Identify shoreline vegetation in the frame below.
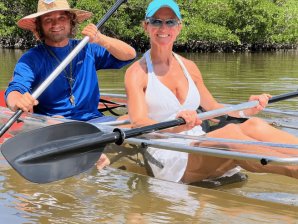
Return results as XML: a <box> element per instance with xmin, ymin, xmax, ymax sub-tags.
<box><xmin>0</xmin><ymin>0</ymin><xmax>297</xmax><ymax>53</ymax></box>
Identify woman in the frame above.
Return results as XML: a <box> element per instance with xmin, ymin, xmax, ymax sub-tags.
<box><xmin>124</xmin><ymin>0</ymin><xmax>298</xmax><ymax>183</ymax></box>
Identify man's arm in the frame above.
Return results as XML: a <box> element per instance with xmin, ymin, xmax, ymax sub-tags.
<box><xmin>82</xmin><ymin>24</ymin><xmax>136</xmax><ymax>61</ymax></box>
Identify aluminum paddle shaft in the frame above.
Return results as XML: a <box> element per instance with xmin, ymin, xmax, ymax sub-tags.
<box><xmin>0</xmin><ymin>0</ymin><xmax>127</xmax><ymax>138</ymax></box>
<box><xmin>117</xmin><ymin>100</ymin><xmax>259</xmax><ymax>143</ymax></box>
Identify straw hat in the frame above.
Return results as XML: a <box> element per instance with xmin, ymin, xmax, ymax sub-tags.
<box><xmin>17</xmin><ymin>0</ymin><xmax>92</xmax><ymax>37</ymax></box>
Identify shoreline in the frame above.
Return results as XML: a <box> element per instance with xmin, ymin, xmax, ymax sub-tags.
<box><xmin>0</xmin><ymin>37</ymin><xmax>297</xmax><ymax>53</ymax></box>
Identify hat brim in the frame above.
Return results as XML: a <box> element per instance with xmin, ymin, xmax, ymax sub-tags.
<box><xmin>17</xmin><ymin>8</ymin><xmax>92</xmax><ymax>33</ymax></box>
<box><xmin>146</xmin><ymin>5</ymin><xmax>181</xmax><ymax>19</ymax></box>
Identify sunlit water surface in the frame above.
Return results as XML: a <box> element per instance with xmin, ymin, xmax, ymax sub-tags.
<box><xmin>0</xmin><ymin>48</ymin><xmax>298</xmax><ymax>223</ymax></box>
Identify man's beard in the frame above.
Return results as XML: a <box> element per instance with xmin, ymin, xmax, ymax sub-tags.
<box><xmin>45</xmin><ymin>32</ymin><xmax>71</xmax><ymax>43</ymax></box>
<box><xmin>43</xmin><ymin>25</ymin><xmax>72</xmax><ymax>43</ymax></box>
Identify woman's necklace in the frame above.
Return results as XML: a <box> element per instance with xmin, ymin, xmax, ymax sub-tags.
<box><xmin>44</xmin><ymin>42</ymin><xmax>76</xmax><ymax>106</ymax></box>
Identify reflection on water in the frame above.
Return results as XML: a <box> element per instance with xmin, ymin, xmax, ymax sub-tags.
<box><xmin>186</xmin><ymin>51</ymin><xmax>298</xmax><ymax>107</ymax></box>
<box><xmin>222</xmin><ymin>171</ymin><xmax>298</xmax><ymax>207</ymax></box>
<box><xmin>0</xmin><ymin>49</ymin><xmax>25</xmax><ymax>90</ymax></box>
<box><xmin>0</xmin><ymin>49</ymin><xmax>298</xmax><ymax>222</ymax></box>
<box><xmin>1</xmin><ymin>164</ymin><xmax>298</xmax><ymax>223</ymax></box>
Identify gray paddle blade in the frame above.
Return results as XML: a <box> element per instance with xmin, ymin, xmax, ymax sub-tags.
<box><xmin>1</xmin><ymin>121</ymin><xmax>105</xmax><ymax>183</ymax></box>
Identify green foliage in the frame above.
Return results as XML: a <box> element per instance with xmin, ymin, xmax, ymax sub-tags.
<box><xmin>178</xmin><ymin>0</ymin><xmax>240</xmax><ymax>44</ymax></box>
<box><xmin>227</xmin><ymin>0</ymin><xmax>278</xmax><ymax>43</ymax></box>
<box><xmin>0</xmin><ymin>0</ymin><xmax>37</xmax><ymax>47</ymax></box>
<box><xmin>0</xmin><ymin>0</ymin><xmax>297</xmax><ymax>50</ymax></box>
<box><xmin>271</xmin><ymin>0</ymin><xmax>298</xmax><ymax>43</ymax></box>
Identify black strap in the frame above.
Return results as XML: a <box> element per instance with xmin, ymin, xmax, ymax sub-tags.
<box><xmin>99</xmin><ymin>98</ymin><xmax>126</xmax><ymax>116</ymax></box>
<box><xmin>197</xmin><ymin>106</ymin><xmax>248</xmax><ymax>132</ymax></box>
<box><xmin>139</xmin><ymin>143</ymin><xmax>164</xmax><ymax>177</ymax></box>
<box><xmin>208</xmin><ymin>116</ymin><xmax>248</xmax><ymax>132</ymax></box>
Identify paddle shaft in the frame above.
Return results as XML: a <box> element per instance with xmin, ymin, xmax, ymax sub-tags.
<box><xmin>0</xmin><ymin>0</ymin><xmax>127</xmax><ymax>138</ymax></box>
<box><xmin>268</xmin><ymin>90</ymin><xmax>298</xmax><ymax>103</ymax></box>
<box><xmin>119</xmin><ymin>101</ymin><xmax>259</xmax><ymax>140</ymax></box>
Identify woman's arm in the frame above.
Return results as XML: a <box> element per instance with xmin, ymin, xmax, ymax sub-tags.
<box><xmin>125</xmin><ymin>59</ymin><xmax>155</xmax><ymax>128</ymax></box>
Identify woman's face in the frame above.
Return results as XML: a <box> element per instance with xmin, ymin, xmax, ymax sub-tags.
<box><xmin>145</xmin><ymin>7</ymin><xmax>182</xmax><ymax>47</ymax></box>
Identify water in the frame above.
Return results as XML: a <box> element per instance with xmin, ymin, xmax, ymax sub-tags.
<box><xmin>0</xmin><ymin>49</ymin><xmax>298</xmax><ymax>223</ymax></box>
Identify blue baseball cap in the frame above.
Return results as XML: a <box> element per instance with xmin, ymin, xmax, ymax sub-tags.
<box><xmin>145</xmin><ymin>0</ymin><xmax>182</xmax><ymax>20</ymax></box>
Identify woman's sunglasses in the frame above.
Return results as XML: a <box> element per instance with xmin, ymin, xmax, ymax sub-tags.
<box><xmin>146</xmin><ymin>18</ymin><xmax>181</xmax><ymax>28</ymax></box>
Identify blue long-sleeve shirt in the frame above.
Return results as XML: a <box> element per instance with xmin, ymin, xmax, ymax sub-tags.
<box><xmin>5</xmin><ymin>39</ymin><xmax>134</xmax><ymax>121</ymax></box>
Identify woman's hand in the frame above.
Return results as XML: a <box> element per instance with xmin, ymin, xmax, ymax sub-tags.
<box><xmin>175</xmin><ymin>110</ymin><xmax>202</xmax><ymax>132</ymax></box>
<box><xmin>244</xmin><ymin>93</ymin><xmax>272</xmax><ymax>116</ymax></box>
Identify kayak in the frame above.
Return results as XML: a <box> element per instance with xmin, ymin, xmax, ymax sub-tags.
<box><xmin>0</xmin><ymin>93</ymin><xmax>298</xmax><ymax>206</ymax></box>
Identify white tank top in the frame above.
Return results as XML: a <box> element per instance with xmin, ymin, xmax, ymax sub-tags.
<box><xmin>144</xmin><ymin>50</ymin><xmax>205</xmax><ymax>182</ymax></box>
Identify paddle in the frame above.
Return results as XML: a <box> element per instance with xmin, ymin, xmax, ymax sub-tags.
<box><xmin>0</xmin><ymin>0</ymin><xmax>127</xmax><ymax>138</ymax></box>
<box><xmin>1</xmin><ymin>100</ymin><xmax>259</xmax><ymax>183</ymax></box>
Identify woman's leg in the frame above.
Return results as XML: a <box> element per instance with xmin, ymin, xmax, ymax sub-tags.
<box><xmin>182</xmin><ymin>123</ymin><xmax>298</xmax><ymax>183</ymax></box>
<box><xmin>206</xmin><ymin>123</ymin><xmax>294</xmax><ymax>157</ymax></box>
<box><xmin>239</xmin><ymin>117</ymin><xmax>298</xmax><ymax>144</ymax></box>
<box><xmin>96</xmin><ymin>154</ymin><xmax>110</xmax><ymax>170</ymax></box>
<box><xmin>234</xmin><ymin>160</ymin><xmax>298</xmax><ymax>179</ymax></box>
<box><xmin>182</xmin><ymin>124</ymin><xmax>252</xmax><ymax>183</ymax></box>
<box><xmin>181</xmin><ymin>153</ymin><xmax>236</xmax><ymax>184</ymax></box>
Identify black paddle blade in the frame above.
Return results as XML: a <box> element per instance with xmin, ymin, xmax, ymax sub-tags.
<box><xmin>1</xmin><ymin>122</ymin><xmax>104</xmax><ymax>184</ymax></box>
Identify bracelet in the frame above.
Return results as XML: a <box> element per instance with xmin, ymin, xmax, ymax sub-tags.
<box><xmin>239</xmin><ymin>110</ymin><xmax>248</xmax><ymax>118</ymax></box>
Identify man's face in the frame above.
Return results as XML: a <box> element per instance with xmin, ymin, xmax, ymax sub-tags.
<box><xmin>40</xmin><ymin>11</ymin><xmax>71</xmax><ymax>43</ymax></box>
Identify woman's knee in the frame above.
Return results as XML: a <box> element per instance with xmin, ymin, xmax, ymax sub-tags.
<box><xmin>242</xmin><ymin>117</ymin><xmax>265</xmax><ymax>127</ymax></box>
<box><xmin>207</xmin><ymin>123</ymin><xmax>242</xmax><ymax>138</ymax></box>
<box><xmin>240</xmin><ymin>117</ymin><xmax>268</xmax><ymax>133</ymax></box>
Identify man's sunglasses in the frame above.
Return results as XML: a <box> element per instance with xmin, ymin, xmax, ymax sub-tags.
<box><xmin>146</xmin><ymin>18</ymin><xmax>181</xmax><ymax>28</ymax></box>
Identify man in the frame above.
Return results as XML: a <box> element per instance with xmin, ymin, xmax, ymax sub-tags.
<box><xmin>5</xmin><ymin>0</ymin><xmax>136</xmax><ymax>122</ymax></box>
<box><xmin>5</xmin><ymin>0</ymin><xmax>136</xmax><ymax>169</ymax></box>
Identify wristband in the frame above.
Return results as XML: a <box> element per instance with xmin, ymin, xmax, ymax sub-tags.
<box><xmin>239</xmin><ymin>110</ymin><xmax>248</xmax><ymax>118</ymax></box>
